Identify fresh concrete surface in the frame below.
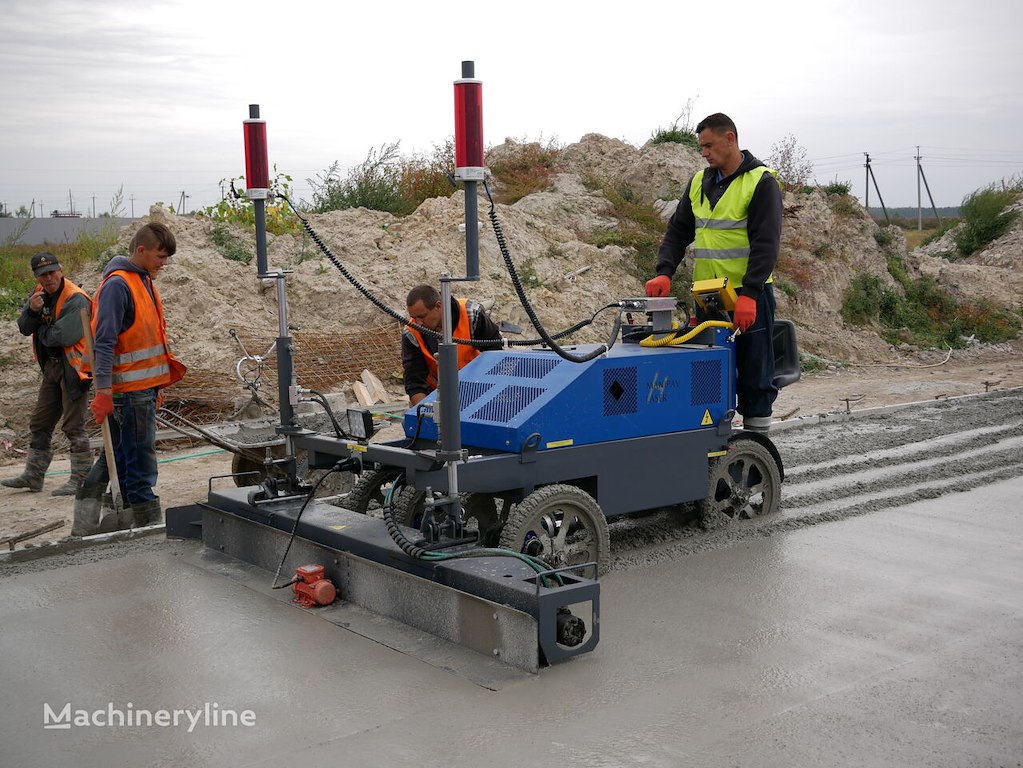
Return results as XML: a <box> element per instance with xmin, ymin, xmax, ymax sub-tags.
<box><xmin>2</xmin><ymin>475</ymin><xmax>1022</xmax><ymax>767</ymax></box>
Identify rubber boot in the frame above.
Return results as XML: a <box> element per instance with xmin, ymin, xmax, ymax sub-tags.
<box><xmin>50</xmin><ymin>450</ymin><xmax>93</xmax><ymax>497</ymax></box>
<box><xmin>131</xmin><ymin>497</ymin><xmax>163</xmax><ymax>528</ymax></box>
<box><xmin>0</xmin><ymin>447</ymin><xmax>53</xmax><ymax>492</ymax></box>
<box><xmin>71</xmin><ymin>487</ymin><xmax>104</xmax><ymax>537</ymax></box>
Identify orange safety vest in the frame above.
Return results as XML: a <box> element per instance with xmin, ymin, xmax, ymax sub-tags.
<box><xmin>405</xmin><ymin>298</ymin><xmax>481</xmax><ymax>390</ymax></box>
<box><xmin>34</xmin><ymin>279</ymin><xmax>91</xmax><ymax>382</ymax></box>
<box><xmin>93</xmin><ymin>269</ymin><xmax>186</xmax><ymax>393</ymax></box>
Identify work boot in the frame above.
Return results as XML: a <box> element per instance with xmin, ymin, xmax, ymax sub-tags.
<box><xmin>50</xmin><ymin>450</ymin><xmax>93</xmax><ymax>497</ymax></box>
<box><xmin>742</xmin><ymin>415</ymin><xmax>773</xmax><ymax>433</ymax></box>
<box><xmin>131</xmin><ymin>497</ymin><xmax>163</xmax><ymax>528</ymax></box>
<box><xmin>70</xmin><ymin>487</ymin><xmax>104</xmax><ymax>537</ymax></box>
<box><xmin>0</xmin><ymin>447</ymin><xmax>54</xmax><ymax>492</ymax></box>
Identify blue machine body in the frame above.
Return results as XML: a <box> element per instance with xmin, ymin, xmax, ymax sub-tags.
<box><xmin>404</xmin><ymin>330</ymin><xmax>736</xmax><ymax>452</ymax></box>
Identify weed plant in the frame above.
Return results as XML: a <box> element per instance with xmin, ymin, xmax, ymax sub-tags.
<box><xmin>486</xmin><ymin>139</ymin><xmax>564</xmax><ymax>204</ymax></box>
<box><xmin>842</xmin><ymin>272</ymin><xmax>1019</xmax><ymax>347</ymax></box>
<box><xmin>954</xmin><ymin>182</ymin><xmax>1021</xmax><ymax>256</ymax></box>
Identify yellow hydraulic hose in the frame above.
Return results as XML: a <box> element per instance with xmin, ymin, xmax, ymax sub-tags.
<box><xmin>639</xmin><ymin>320</ymin><xmax>736</xmax><ymax>347</ymax></box>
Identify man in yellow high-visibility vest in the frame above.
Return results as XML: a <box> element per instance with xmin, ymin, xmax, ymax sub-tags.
<box><xmin>646</xmin><ymin>113</ymin><xmax>782</xmax><ymax>432</ymax></box>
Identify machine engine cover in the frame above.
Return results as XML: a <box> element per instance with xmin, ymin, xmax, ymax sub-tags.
<box><xmin>404</xmin><ymin>340</ymin><xmax>733</xmax><ymax>452</ymax></box>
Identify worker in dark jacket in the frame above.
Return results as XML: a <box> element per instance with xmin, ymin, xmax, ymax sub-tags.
<box><xmin>402</xmin><ymin>284</ymin><xmax>501</xmax><ymax>406</ymax></box>
<box><xmin>1</xmin><ymin>253</ymin><xmax>92</xmax><ymax>495</ymax></box>
<box><xmin>647</xmin><ymin>113</ymin><xmax>783</xmax><ymax>431</ymax></box>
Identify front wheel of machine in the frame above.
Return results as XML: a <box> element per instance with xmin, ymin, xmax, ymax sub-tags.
<box><xmin>697</xmin><ymin>435</ymin><xmax>781</xmax><ymax>531</ymax></box>
<box><xmin>498</xmin><ymin>484</ymin><xmax>610</xmax><ymax>576</ymax></box>
<box><xmin>346</xmin><ymin>468</ymin><xmax>404</xmax><ymax>516</ymax></box>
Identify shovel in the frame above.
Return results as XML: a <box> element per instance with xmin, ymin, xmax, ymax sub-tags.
<box><xmin>80</xmin><ymin>308</ymin><xmax>124</xmax><ymax>527</ymax></box>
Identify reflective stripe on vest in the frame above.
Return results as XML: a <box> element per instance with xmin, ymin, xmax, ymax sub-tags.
<box><xmin>93</xmin><ymin>269</ymin><xmax>183</xmax><ymax>393</ymax></box>
<box><xmin>690</xmin><ymin>165</ymin><xmax>778</xmax><ymax>287</ymax></box>
<box><xmin>41</xmin><ymin>279</ymin><xmax>92</xmax><ymax>382</ymax></box>
<box><xmin>405</xmin><ymin>299</ymin><xmax>481</xmax><ymax>389</ymax></box>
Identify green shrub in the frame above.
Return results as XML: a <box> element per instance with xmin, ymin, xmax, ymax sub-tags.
<box><xmin>309</xmin><ymin>142</ymin><xmax>455</xmax><ymax>215</ymax></box>
<box><xmin>650</xmin><ymin>99</ymin><xmax>700</xmax><ymax>151</ymax></box>
<box><xmin>209</xmin><ymin>222</ymin><xmax>253</xmax><ymax>265</ymax></box>
<box><xmin>487</xmin><ymin>138</ymin><xmax>564</xmax><ymax>204</ymax></box>
<box><xmin>954</xmin><ymin>183</ymin><xmax>1020</xmax><ymax>256</ymax></box>
<box><xmin>822</xmin><ymin>180</ymin><xmax>852</xmax><ymax>196</ymax></box>
<box><xmin>842</xmin><ymin>272</ymin><xmax>1020</xmax><ymax>347</ymax></box>
<box><xmin>196</xmin><ymin>169</ymin><xmax>300</xmax><ymax>235</ymax></box>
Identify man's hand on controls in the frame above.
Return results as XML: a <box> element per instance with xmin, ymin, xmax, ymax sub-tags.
<box><xmin>645</xmin><ymin>275</ymin><xmax>671</xmax><ymax>297</ymax></box>
<box><xmin>733</xmin><ymin>294</ymin><xmax>757</xmax><ymax>331</ymax></box>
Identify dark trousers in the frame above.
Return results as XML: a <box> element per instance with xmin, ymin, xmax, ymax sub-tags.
<box><xmin>696</xmin><ymin>284</ymin><xmax>778</xmax><ymax>419</ymax></box>
<box><xmin>29</xmin><ymin>357</ymin><xmax>89</xmax><ymax>453</ymax></box>
<box><xmin>734</xmin><ymin>285</ymin><xmax>778</xmax><ymax>418</ymax></box>
<box><xmin>81</xmin><ymin>387</ymin><xmax>159</xmax><ymax>505</ymax></box>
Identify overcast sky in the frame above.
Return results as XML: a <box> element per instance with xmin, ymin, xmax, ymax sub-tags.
<box><xmin>2</xmin><ymin>0</ymin><xmax>1021</xmax><ymax>218</ymax></box>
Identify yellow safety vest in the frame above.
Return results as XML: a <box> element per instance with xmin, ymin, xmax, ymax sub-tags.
<box><xmin>690</xmin><ymin>165</ymin><xmax>778</xmax><ymax>288</ymax></box>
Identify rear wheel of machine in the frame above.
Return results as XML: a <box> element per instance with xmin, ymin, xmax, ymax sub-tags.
<box><xmin>697</xmin><ymin>435</ymin><xmax>781</xmax><ymax>530</ymax></box>
<box><xmin>498</xmin><ymin>484</ymin><xmax>610</xmax><ymax>575</ymax></box>
<box><xmin>346</xmin><ymin>468</ymin><xmax>405</xmax><ymax>516</ymax></box>
<box><xmin>231</xmin><ymin>450</ymin><xmax>287</xmax><ymax>487</ymax></box>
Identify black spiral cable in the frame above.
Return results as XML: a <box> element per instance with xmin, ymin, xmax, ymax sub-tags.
<box><xmin>483</xmin><ymin>182</ymin><xmax>623</xmax><ymax>364</ymax></box>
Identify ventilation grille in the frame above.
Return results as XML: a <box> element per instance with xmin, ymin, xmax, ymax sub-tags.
<box><xmin>471</xmin><ymin>385</ymin><xmax>545</xmax><ymax>423</ymax></box>
<box><xmin>459</xmin><ymin>381</ymin><xmax>494</xmax><ymax>409</ymax></box>
<box><xmin>486</xmin><ymin>356</ymin><xmax>560</xmax><ymax>379</ymax></box>
<box><xmin>603</xmin><ymin>367</ymin><xmax>638</xmax><ymax>416</ymax></box>
<box><xmin>691</xmin><ymin>359</ymin><xmax>722</xmax><ymax>405</ymax></box>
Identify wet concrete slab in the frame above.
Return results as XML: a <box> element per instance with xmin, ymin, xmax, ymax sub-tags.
<box><xmin>2</xmin><ymin>477</ymin><xmax>1022</xmax><ymax>767</ymax></box>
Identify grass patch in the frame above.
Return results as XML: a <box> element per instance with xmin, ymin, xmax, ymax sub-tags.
<box><xmin>209</xmin><ymin>222</ymin><xmax>253</xmax><ymax>265</ymax></box>
<box><xmin>487</xmin><ymin>139</ymin><xmax>564</xmax><ymax>204</ymax></box>
<box><xmin>953</xmin><ymin>182</ymin><xmax>1020</xmax><ymax>256</ymax></box>
<box><xmin>0</xmin><ymin>222</ymin><xmax>121</xmax><ymax>320</ymax></box>
<box><xmin>842</xmin><ymin>273</ymin><xmax>1020</xmax><ymax>347</ymax></box>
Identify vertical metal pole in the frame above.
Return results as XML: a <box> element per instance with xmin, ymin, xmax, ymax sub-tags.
<box><xmin>438</xmin><ymin>276</ymin><xmax>461</xmax><ymax>509</ymax></box>
<box><xmin>864</xmin><ymin>153</ymin><xmax>870</xmax><ymax>211</ymax></box>
<box><xmin>250</xmin><ymin>104</ymin><xmax>270</xmax><ymax>279</ymax></box>
<box><xmin>917</xmin><ymin>146</ymin><xmax>923</xmax><ymax>231</ymax></box>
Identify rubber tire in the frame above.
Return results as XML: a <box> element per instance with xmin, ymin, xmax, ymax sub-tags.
<box><xmin>697</xmin><ymin>435</ymin><xmax>781</xmax><ymax>530</ymax></box>
<box><xmin>231</xmin><ymin>453</ymin><xmax>265</xmax><ymax>487</ymax></box>
<box><xmin>346</xmin><ymin>468</ymin><xmax>404</xmax><ymax>516</ymax></box>
<box><xmin>498</xmin><ymin>484</ymin><xmax>610</xmax><ymax>575</ymax></box>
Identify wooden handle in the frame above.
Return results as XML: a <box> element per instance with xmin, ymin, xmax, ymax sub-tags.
<box><xmin>80</xmin><ymin>308</ymin><xmax>122</xmax><ymax>508</ymax></box>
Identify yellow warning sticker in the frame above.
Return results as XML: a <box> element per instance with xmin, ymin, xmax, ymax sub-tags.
<box><xmin>701</xmin><ymin>409</ymin><xmax>714</xmax><ymax>426</ymax></box>
<box><xmin>546</xmin><ymin>439</ymin><xmax>574</xmax><ymax>448</ymax></box>
<box><xmin>329</xmin><ymin>525</ymin><xmax>348</xmax><ymax>531</ymax></box>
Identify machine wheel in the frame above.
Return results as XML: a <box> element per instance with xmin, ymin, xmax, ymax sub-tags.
<box><xmin>346</xmin><ymin>468</ymin><xmax>405</xmax><ymax>516</ymax></box>
<box><xmin>498</xmin><ymin>484</ymin><xmax>610</xmax><ymax>575</ymax></box>
<box><xmin>231</xmin><ymin>451</ymin><xmax>287</xmax><ymax>487</ymax></box>
<box><xmin>697</xmin><ymin>435</ymin><xmax>781</xmax><ymax>530</ymax></box>
<box><xmin>390</xmin><ymin>489</ymin><xmax>498</xmax><ymax>539</ymax></box>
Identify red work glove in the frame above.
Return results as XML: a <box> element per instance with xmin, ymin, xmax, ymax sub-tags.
<box><xmin>91</xmin><ymin>392</ymin><xmax>115</xmax><ymax>425</ymax></box>
<box><xmin>733</xmin><ymin>294</ymin><xmax>757</xmax><ymax>331</ymax></box>
<box><xmin>645</xmin><ymin>275</ymin><xmax>672</xmax><ymax>297</ymax></box>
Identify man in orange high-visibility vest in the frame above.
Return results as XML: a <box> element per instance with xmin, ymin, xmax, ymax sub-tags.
<box><xmin>1</xmin><ymin>252</ymin><xmax>92</xmax><ymax>495</ymax></box>
<box><xmin>402</xmin><ymin>284</ymin><xmax>501</xmax><ymax>407</ymax></box>
<box><xmin>72</xmin><ymin>222</ymin><xmax>186</xmax><ymax>536</ymax></box>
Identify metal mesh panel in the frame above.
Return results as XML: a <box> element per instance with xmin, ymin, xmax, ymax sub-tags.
<box><xmin>470</xmin><ymin>385</ymin><xmax>545</xmax><ymax>423</ymax></box>
<box><xmin>459</xmin><ymin>381</ymin><xmax>494</xmax><ymax>409</ymax></box>
<box><xmin>486</xmin><ymin>356</ymin><xmax>560</xmax><ymax>379</ymax></box>
<box><xmin>691</xmin><ymin>359</ymin><xmax>723</xmax><ymax>405</ymax></box>
<box><xmin>603</xmin><ymin>367</ymin><xmax>638</xmax><ymax>416</ymax></box>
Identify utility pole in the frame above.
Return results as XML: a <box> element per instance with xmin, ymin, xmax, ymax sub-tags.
<box><xmin>916</xmin><ymin>147</ymin><xmax>942</xmax><ymax>229</ymax></box>
<box><xmin>864</xmin><ymin>152</ymin><xmax>870</xmax><ymax>211</ymax></box>
<box><xmin>129</xmin><ymin>195</ymin><xmax>135</xmax><ymax>218</ymax></box>
<box><xmin>864</xmin><ymin>153</ymin><xmax>890</xmax><ymax>226</ymax></box>
<box><xmin>91</xmin><ymin>195</ymin><xmax>96</xmax><ymax>218</ymax></box>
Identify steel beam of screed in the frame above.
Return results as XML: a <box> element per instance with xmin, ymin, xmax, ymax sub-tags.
<box><xmin>199</xmin><ymin>487</ymin><xmax>599</xmax><ymax>673</ymax></box>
